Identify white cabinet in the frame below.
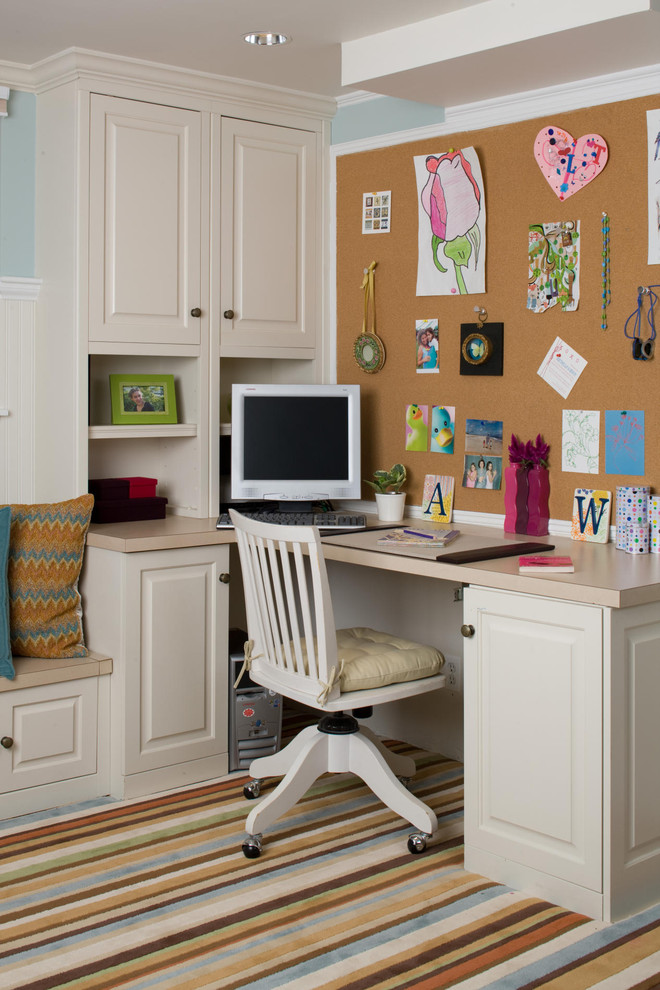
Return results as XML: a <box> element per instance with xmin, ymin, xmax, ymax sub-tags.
<box><xmin>463</xmin><ymin>586</ymin><xmax>603</xmax><ymax>916</ymax></box>
<box><xmin>88</xmin><ymin>95</ymin><xmax>206</xmax><ymax>350</ymax></box>
<box><xmin>81</xmin><ymin>543</ymin><xmax>230</xmax><ymax>799</ymax></box>
<box><xmin>608</xmin><ymin>602</ymin><xmax>660</xmax><ymax>921</ymax></box>
<box><xmin>34</xmin><ymin>55</ymin><xmax>329</xmax><ymax>507</ymax></box>
<box><xmin>218</xmin><ymin>117</ymin><xmax>318</xmax><ymax>358</ymax></box>
<box><xmin>0</xmin><ymin>679</ymin><xmax>98</xmax><ymax>792</ymax></box>
<box><xmin>0</xmin><ymin>654</ymin><xmax>112</xmax><ymax>819</ymax></box>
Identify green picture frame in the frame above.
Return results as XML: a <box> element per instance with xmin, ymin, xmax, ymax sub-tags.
<box><xmin>109</xmin><ymin>374</ymin><xmax>178</xmax><ymax>425</ymax></box>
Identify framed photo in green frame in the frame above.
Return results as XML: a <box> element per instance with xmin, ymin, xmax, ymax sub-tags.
<box><xmin>109</xmin><ymin>374</ymin><xmax>178</xmax><ymax>425</ymax></box>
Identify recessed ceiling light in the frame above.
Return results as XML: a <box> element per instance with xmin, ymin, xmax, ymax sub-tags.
<box><xmin>243</xmin><ymin>31</ymin><xmax>290</xmax><ymax>47</ymax></box>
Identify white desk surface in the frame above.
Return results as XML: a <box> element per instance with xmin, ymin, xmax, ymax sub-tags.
<box><xmin>86</xmin><ymin>515</ymin><xmax>660</xmax><ymax>610</ymax></box>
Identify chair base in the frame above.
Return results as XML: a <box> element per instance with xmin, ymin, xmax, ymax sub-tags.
<box><xmin>317</xmin><ymin>711</ymin><xmax>359</xmax><ymax>734</ymax></box>
<box><xmin>244</xmin><ymin>721</ymin><xmax>437</xmax><ymax>848</ymax></box>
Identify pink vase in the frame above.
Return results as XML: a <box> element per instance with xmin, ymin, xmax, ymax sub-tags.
<box><xmin>527</xmin><ymin>465</ymin><xmax>550</xmax><ymax>536</ymax></box>
<box><xmin>504</xmin><ymin>465</ymin><xmax>529</xmax><ymax>534</ymax></box>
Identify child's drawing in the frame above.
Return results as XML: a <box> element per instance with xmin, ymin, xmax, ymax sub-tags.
<box><xmin>605</xmin><ymin>410</ymin><xmax>645</xmax><ymax>475</ymax></box>
<box><xmin>528</xmin><ymin>221</ymin><xmax>580</xmax><ymax>313</ymax></box>
<box><xmin>562</xmin><ymin>409</ymin><xmax>599</xmax><ymax>474</ymax></box>
<box><xmin>415</xmin><ymin>147</ymin><xmax>486</xmax><ymax>297</ymax></box>
<box><xmin>647</xmin><ymin>110</ymin><xmax>660</xmax><ymax>264</ymax></box>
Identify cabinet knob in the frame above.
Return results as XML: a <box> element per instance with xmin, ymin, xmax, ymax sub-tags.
<box><xmin>223</xmin><ymin>309</ymin><xmax>234</xmax><ymax>320</ymax></box>
<box><xmin>190</xmin><ymin>307</ymin><xmax>202</xmax><ymax>318</ymax></box>
<box><xmin>460</xmin><ymin>624</ymin><xmax>475</xmax><ymax>638</ymax></box>
<box><xmin>1</xmin><ymin>736</ymin><xmax>14</xmax><ymax>749</ymax></box>
<box><xmin>219</xmin><ymin>572</ymin><xmax>231</xmax><ymax>584</ymax></box>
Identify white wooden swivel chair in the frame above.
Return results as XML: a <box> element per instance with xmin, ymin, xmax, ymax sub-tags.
<box><xmin>230</xmin><ymin>509</ymin><xmax>446</xmax><ymax>858</ymax></box>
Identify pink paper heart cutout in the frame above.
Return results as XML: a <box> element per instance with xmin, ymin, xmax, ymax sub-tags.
<box><xmin>534</xmin><ymin>125</ymin><xmax>608</xmax><ymax>200</ymax></box>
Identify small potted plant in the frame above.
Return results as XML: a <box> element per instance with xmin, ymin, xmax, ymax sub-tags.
<box><xmin>364</xmin><ymin>463</ymin><xmax>408</xmax><ymax>521</ymax></box>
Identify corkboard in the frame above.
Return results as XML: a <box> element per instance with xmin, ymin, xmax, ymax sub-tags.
<box><xmin>336</xmin><ymin>94</ymin><xmax>660</xmax><ymax>521</ymax></box>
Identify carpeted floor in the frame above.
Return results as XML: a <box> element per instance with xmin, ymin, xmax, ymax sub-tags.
<box><xmin>1</xmin><ymin>744</ymin><xmax>660</xmax><ymax>990</ymax></box>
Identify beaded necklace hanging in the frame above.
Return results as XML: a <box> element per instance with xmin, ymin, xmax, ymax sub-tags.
<box><xmin>601</xmin><ymin>212</ymin><xmax>610</xmax><ymax>330</ymax></box>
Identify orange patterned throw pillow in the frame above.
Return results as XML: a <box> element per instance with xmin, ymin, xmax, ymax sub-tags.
<box><xmin>4</xmin><ymin>495</ymin><xmax>94</xmax><ymax>658</ymax></box>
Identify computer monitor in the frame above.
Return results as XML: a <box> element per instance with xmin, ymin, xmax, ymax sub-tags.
<box><xmin>230</xmin><ymin>383</ymin><xmax>361</xmax><ymax>507</ymax></box>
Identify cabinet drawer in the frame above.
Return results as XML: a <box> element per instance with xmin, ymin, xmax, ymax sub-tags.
<box><xmin>0</xmin><ymin>678</ymin><xmax>98</xmax><ymax>793</ymax></box>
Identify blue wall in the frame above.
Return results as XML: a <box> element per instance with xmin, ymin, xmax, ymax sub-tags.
<box><xmin>331</xmin><ymin>96</ymin><xmax>444</xmax><ymax>144</ymax></box>
<box><xmin>0</xmin><ymin>89</ymin><xmax>36</xmax><ymax>277</ymax></box>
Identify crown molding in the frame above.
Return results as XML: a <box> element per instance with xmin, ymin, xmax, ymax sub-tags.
<box><xmin>0</xmin><ymin>47</ymin><xmax>337</xmax><ymax>121</ymax></box>
<box><xmin>444</xmin><ymin>61</ymin><xmax>660</xmax><ymax>131</ymax></box>
<box><xmin>335</xmin><ymin>90</ymin><xmax>384</xmax><ymax>108</ymax></box>
<box><xmin>0</xmin><ymin>62</ymin><xmax>36</xmax><ymax>92</ymax></box>
<box><xmin>0</xmin><ymin>277</ymin><xmax>42</xmax><ymax>301</ymax></box>
<box><xmin>332</xmin><ymin>61</ymin><xmax>660</xmax><ymax>155</ymax></box>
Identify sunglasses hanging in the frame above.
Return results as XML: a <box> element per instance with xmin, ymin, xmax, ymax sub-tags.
<box><xmin>624</xmin><ymin>284</ymin><xmax>658</xmax><ymax>360</ymax></box>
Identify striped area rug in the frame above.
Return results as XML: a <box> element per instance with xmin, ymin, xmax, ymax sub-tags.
<box><xmin>2</xmin><ymin>745</ymin><xmax>660</xmax><ymax>990</ymax></box>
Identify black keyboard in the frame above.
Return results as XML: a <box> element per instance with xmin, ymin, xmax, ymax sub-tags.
<box><xmin>216</xmin><ymin>510</ymin><xmax>367</xmax><ymax>530</ymax></box>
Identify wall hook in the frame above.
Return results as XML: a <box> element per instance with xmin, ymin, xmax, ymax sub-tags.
<box><xmin>473</xmin><ymin>305</ymin><xmax>488</xmax><ymax>329</ymax></box>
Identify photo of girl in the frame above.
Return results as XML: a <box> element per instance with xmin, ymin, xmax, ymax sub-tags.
<box><xmin>415</xmin><ymin>319</ymin><xmax>439</xmax><ymax>373</ymax></box>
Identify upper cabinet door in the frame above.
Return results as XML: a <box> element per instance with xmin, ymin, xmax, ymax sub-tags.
<box><xmin>89</xmin><ymin>95</ymin><xmax>203</xmax><ymax>348</ymax></box>
<box><xmin>220</xmin><ymin>118</ymin><xmax>317</xmax><ymax>356</ymax></box>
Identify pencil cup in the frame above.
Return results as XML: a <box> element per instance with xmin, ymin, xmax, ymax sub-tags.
<box><xmin>627</xmin><ymin>524</ymin><xmax>650</xmax><ymax>554</ymax></box>
<box><xmin>617</xmin><ymin>486</ymin><xmax>650</xmax><ymax>551</ymax></box>
<box><xmin>649</xmin><ymin>496</ymin><xmax>660</xmax><ymax>553</ymax></box>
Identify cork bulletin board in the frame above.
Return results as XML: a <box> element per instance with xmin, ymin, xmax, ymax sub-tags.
<box><xmin>336</xmin><ymin>93</ymin><xmax>660</xmax><ymax>522</ymax></box>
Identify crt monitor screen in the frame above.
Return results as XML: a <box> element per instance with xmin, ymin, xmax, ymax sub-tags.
<box><xmin>230</xmin><ymin>383</ymin><xmax>361</xmax><ymax>503</ymax></box>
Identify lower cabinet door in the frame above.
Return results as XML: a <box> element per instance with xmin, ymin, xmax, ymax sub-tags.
<box><xmin>463</xmin><ymin>586</ymin><xmax>603</xmax><ymax>892</ymax></box>
<box><xmin>123</xmin><ymin>545</ymin><xmax>229</xmax><ymax>775</ymax></box>
<box><xmin>0</xmin><ymin>678</ymin><xmax>98</xmax><ymax>792</ymax></box>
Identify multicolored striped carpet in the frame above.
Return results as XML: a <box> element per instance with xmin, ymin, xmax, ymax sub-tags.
<box><xmin>2</xmin><ymin>743</ymin><xmax>660</xmax><ymax>989</ymax></box>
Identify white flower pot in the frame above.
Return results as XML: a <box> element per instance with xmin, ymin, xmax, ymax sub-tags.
<box><xmin>375</xmin><ymin>492</ymin><xmax>406</xmax><ymax>522</ymax></box>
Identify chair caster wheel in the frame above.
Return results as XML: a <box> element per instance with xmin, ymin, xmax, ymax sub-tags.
<box><xmin>243</xmin><ymin>779</ymin><xmax>262</xmax><ymax>800</ymax></box>
<box><xmin>242</xmin><ymin>834</ymin><xmax>263</xmax><ymax>858</ymax></box>
<box><xmin>407</xmin><ymin>831</ymin><xmax>430</xmax><ymax>854</ymax></box>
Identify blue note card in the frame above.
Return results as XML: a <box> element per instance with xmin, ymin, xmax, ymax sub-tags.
<box><xmin>605</xmin><ymin>410</ymin><xmax>645</xmax><ymax>475</ymax></box>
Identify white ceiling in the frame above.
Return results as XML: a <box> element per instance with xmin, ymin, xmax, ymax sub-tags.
<box><xmin>0</xmin><ymin>0</ymin><xmax>485</xmax><ymax>99</ymax></box>
<box><xmin>0</xmin><ymin>0</ymin><xmax>659</xmax><ymax>106</ymax></box>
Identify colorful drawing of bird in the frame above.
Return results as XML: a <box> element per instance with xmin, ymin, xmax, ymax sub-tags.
<box><xmin>405</xmin><ymin>404</ymin><xmax>427</xmax><ymax>451</ymax></box>
<box><xmin>431</xmin><ymin>406</ymin><xmax>454</xmax><ymax>453</ymax></box>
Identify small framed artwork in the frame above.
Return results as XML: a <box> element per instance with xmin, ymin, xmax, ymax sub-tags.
<box><xmin>110</xmin><ymin>374</ymin><xmax>178</xmax><ymax>425</ymax></box>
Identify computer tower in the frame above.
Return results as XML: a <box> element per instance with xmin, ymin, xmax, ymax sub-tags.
<box><xmin>229</xmin><ymin>649</ymin><xmax>283</xmax><ymax>772</ymax></box>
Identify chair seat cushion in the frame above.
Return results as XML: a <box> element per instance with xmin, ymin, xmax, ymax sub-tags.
<box><xmin>336</xmin><ymin>627</ymin><xmax>444</xmax><ymax>692</ymax></box>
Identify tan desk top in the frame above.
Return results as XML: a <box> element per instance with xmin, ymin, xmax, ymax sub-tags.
<box><xmin>86</xmin><ymin>514</ymin><xmax>660</xmax><ymax>610</ymax></box>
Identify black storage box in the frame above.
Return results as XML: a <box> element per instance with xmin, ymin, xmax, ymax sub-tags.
<box><xmin>91</xmin><ymin>496</ymin><xmax>168</xmax><ymax>524</ymax></box>
<box><xmin>88</xmin><ymin>477</ymin><xmax>131</xmax><ymax>500</ymax></box>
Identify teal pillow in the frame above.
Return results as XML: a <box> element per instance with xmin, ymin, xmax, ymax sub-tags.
<box><xmin>0</xmin><ymin>506</ymin><xmax>13</xmax><ymax>679</ymax></box>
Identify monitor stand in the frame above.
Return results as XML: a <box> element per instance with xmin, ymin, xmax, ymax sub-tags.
<box><xmin>272</xmin><ymin>500</ymin><xmax>315</xmax><ymax>513</ymax></box>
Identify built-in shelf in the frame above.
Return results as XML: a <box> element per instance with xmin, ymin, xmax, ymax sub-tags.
<box><xmin>89</xmin><ymin>424</ymin><xmax>198</xmax><ymax>440</ymax></box>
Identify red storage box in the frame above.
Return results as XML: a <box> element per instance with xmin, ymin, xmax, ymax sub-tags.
<box><xmin>120</xmin><ymin>476</ymin><xmax>158</xmax><ymax>498</ymax></box>
<box><xmin>91</xmin><ymin>496</ymin><xmax>167</xmax><ymax>524</ymax></box>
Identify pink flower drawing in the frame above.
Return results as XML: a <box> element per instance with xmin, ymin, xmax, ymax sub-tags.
<box><xmin>421</xmin><ymin>150</ymin><xmax>482</xmax><ymax>294</ymax></box>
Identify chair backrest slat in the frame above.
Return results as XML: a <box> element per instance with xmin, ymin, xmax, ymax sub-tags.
<box><xmin>291</xmin><ymin>541</ymin><xmax>318</xmax><ymax>679</ymax></box>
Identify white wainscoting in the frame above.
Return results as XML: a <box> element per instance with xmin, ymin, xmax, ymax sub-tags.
<box><xmin>0</xmin><ymin>277</ymin><xmax>41</xmax><ymax>503</ymax></box>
